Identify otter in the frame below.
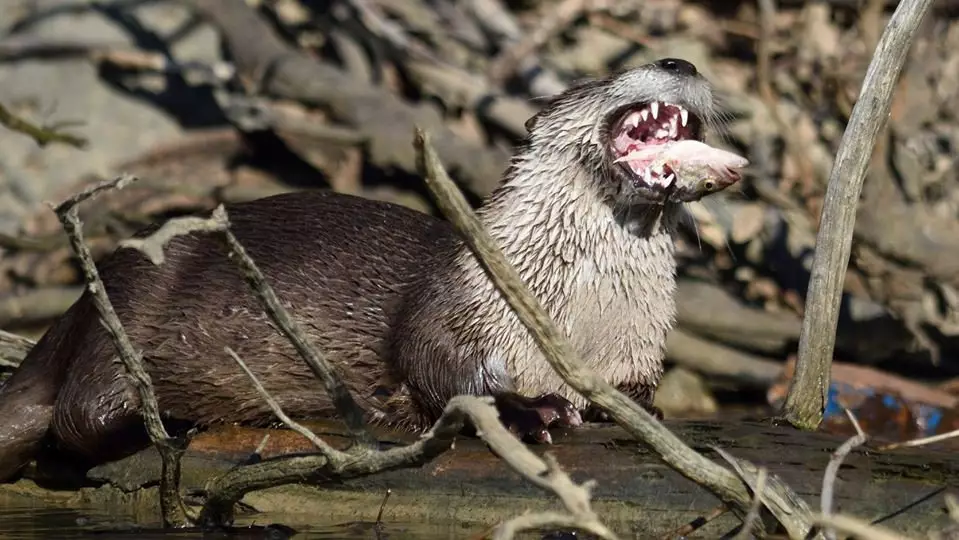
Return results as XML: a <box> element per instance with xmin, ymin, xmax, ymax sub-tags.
<box><xmin>0</xmin><ymin>58</ymin><xmax>746</xmax><ymax>482</ymax></box>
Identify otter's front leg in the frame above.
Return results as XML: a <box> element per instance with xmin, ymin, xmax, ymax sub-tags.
<box><xmin>582</xmin><ymin>383</ymin><xmax>663</xmax><ymax>422</ymax></box>
<box><xmin>493</xmin><ymin>392</ymin><xmax>583</xmax><ymax>444</ymax></box>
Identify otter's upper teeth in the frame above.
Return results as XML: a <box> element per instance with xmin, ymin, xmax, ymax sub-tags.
<box><xmin>640</xmin><ymin>109</ymin><xmax>649</xmax><ymax>121</ymax></box>
<box><xmin>680</xmin><ymin>108</ymin><xmax>689</xmax><ymax>127</ymax></box>
<box><xmin>650</xmin><ymin>101</ymin><xmax>659</xmax><ymax>119</ymax></box>
<box><xmin>625</xmin><ymin>111</ymin><xmax>641</xmax><ymax>129</ymax></box>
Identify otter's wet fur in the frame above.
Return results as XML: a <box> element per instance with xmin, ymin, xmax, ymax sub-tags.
<box><xmin>0</xmin><ymin>58</ymin><xmax>727</xmax><ymax>481</ymax></box>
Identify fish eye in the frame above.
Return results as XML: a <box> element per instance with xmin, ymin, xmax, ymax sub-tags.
<box><xmin>703</xmin><ymin>180</ymin><xmax>715</xmax><ymax>190</ymax></box>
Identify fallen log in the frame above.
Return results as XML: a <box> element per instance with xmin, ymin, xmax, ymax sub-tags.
<box><xmin>5</xmin><ymin>419</ymin><xmax>956</xmax><ymax>538</ymax></box>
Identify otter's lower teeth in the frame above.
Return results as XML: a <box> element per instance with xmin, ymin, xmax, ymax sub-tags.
<box><xmin>655</xmin><ymin>128</ymin><xmax>669</xmax><ymax>138</ymax></box>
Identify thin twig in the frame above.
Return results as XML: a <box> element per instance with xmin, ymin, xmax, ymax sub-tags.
<box><xmin>821</xmin><ymin>409</ymin><xmax>868</xmax><ymax>540</ymax></box>
<box><xmin>878</xmin><ymin>428</ymin><xmax>959</xmax><ymax>451</ymax></box>
<box><xmin>490</xmin><ymin>451</ymin><xmax>616</xmax><ymax>540</ymax></box>
<box><xmin>732</xmin><ymin>467</ymin><xmax>768</xmax><ymax>540</ymax></box>
<box><xmin>224</xmin><ymin>346</ymin><xmax>340</xmax><ymax>457</ymax></box>
<box><xmin>51</xmin><ymin>175</ymin><xmax>190</xmax><ymax>528</ymax></box>
<box><xmin>216</xmin><ymin>211</ymin><xmax>378</xmax><ymax>451</ymax></box>
<box><xmin>0</xmin><ymin>101</ymin><xmax>87</xmax><ymax>148</ymax></box>
<box><xmin>783</xmin><ymin>0</ymin><xmax>936</xmax><ymax>430</ymax></box>
<box><xmin>375</xmin><ymin>489</ymin><xmax>392</xmax><ymax>524</ymax></box>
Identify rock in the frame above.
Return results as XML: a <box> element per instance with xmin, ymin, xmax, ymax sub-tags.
<box><xmin>0</xmin><ymin>0</ymin><xmax>223</xmax><ymax>233</ymax></box>
<box><xmin>654</xmin><ymin>366</ymin><xmax>718</xmax><ymax>417</ymax></box>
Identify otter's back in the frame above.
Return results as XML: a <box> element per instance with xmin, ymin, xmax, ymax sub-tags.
<box><xmin>31</xmin><ymin>190</ymin><xmax>457</xmax><ymax>445</ymax></box>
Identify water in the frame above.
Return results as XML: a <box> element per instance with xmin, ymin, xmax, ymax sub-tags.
<box><xmin>0</xmin><ymin>504</ymin><xmax>482</xmax><ymax>539</ymax></box>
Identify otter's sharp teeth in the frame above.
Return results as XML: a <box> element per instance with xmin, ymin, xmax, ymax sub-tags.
<box><xmin>644</xmin><ymin>167</ymin><xmax>652</xmax><ymax>184</ymax></box>
<box><xmin>650</xmin><ymin>101</ymin><xmax>659</xmax><ymax>119</ymax></box>
<box><xmin>640</xmin><ymin>109</ymin><xmax>649</xmax><ymax>121</ymax></box>
<box><xmin>669</xmin><ymin>115</ymin><xmax>678</xmax><ymax>138</ymax></box>
<box><xmin>655</xmin><ymin>128</ymin><xmax>669</xmax><ymax>138</ymax></box>
<box><xmin>680</xmin><ymin>108</ymin><xmax>689</xmax><ymax>127</ymax></box>
<box><xmin>624</xmin><ymin>112</ymin><xmax>641</xmax><ymax>129</ymax></box>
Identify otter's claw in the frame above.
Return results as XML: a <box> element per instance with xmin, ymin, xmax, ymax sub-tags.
<box><xmin>494</xmin><ymin>392</ymin><xmax>583</xmax><ymax>444</ymax></box>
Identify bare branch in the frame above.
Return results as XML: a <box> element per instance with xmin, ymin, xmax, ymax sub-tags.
<box><xmin>462</xmin><ymin>405</ymin><xmax>616</xmax><ymax>539</ymax></box>
<box><xmin>50</xmin><ymin>174</ymin><xmax>190</xmax><ymax>527</ymax></box>
<box><xmin>784</xmin><ymin>0</ymin><xmax>936</xmax><ymax>431</ymax></box>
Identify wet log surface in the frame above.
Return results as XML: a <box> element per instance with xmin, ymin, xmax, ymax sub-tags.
<box><xmin>3</xmin><ymin>418</ymin><xmax>956</xmax><ymax>537</ymax></box>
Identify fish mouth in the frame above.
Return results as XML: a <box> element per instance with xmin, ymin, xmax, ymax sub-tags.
<box><xmin>608</xmin><ymin>100</ymin><xmax>705</xmax><ymax>194</ymax></box>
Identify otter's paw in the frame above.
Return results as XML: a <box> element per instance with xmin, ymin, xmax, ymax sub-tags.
<box><xmin>643</xmin><ymin>403</ymin><xmax>665</xmax><ymax>420</ymax></box>
<box><xmin>493</xmin><ymin>392</ymin><xmax>583</xmax><ymax>444</ymax></box>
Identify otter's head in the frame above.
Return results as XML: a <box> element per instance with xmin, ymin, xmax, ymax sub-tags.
<box><xmin>525</xmin><ymin>58</ymin><xmax>742</xmax><ymax>206</ymax></box>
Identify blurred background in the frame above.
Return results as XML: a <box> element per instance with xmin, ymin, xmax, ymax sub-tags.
<box><xmin>0</xmin><ymin>0</ymin><xmax>958</xmax><ymax>443</ymax></box>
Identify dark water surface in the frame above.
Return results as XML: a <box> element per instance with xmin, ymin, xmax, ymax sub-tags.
<box><xmin>0</xmin><ymin>503</ymin><xmax>474</xmax><ymax>539</ymax></box>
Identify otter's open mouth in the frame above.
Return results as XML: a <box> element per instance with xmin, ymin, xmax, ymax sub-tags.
<box><xmin>610</xmin><ymin>101</ymin><xmax>704</xmax><ymax>189</ymax></box>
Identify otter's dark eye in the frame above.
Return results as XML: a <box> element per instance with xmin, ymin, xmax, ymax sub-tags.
<box><xmin>656</xmin><ymin>58</ymin><xmax>698</xmax><ymax>76</ymax></box>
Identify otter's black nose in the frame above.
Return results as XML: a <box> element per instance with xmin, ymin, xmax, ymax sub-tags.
<box><xmin>655</xmin><ymin>58</ymin><xmax>698</xmax><ymax>76</ymax></box>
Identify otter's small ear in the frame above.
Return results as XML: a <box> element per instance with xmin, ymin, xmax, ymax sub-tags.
<box><xmin>525</xmin><ymin>114</ymin><xmax>538</xmax><ymax>132</ymax></box>
<box><xmin>525</xmin><ymin>94</ymin><xmax>560</xmax><ymax>133</ymax></box>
